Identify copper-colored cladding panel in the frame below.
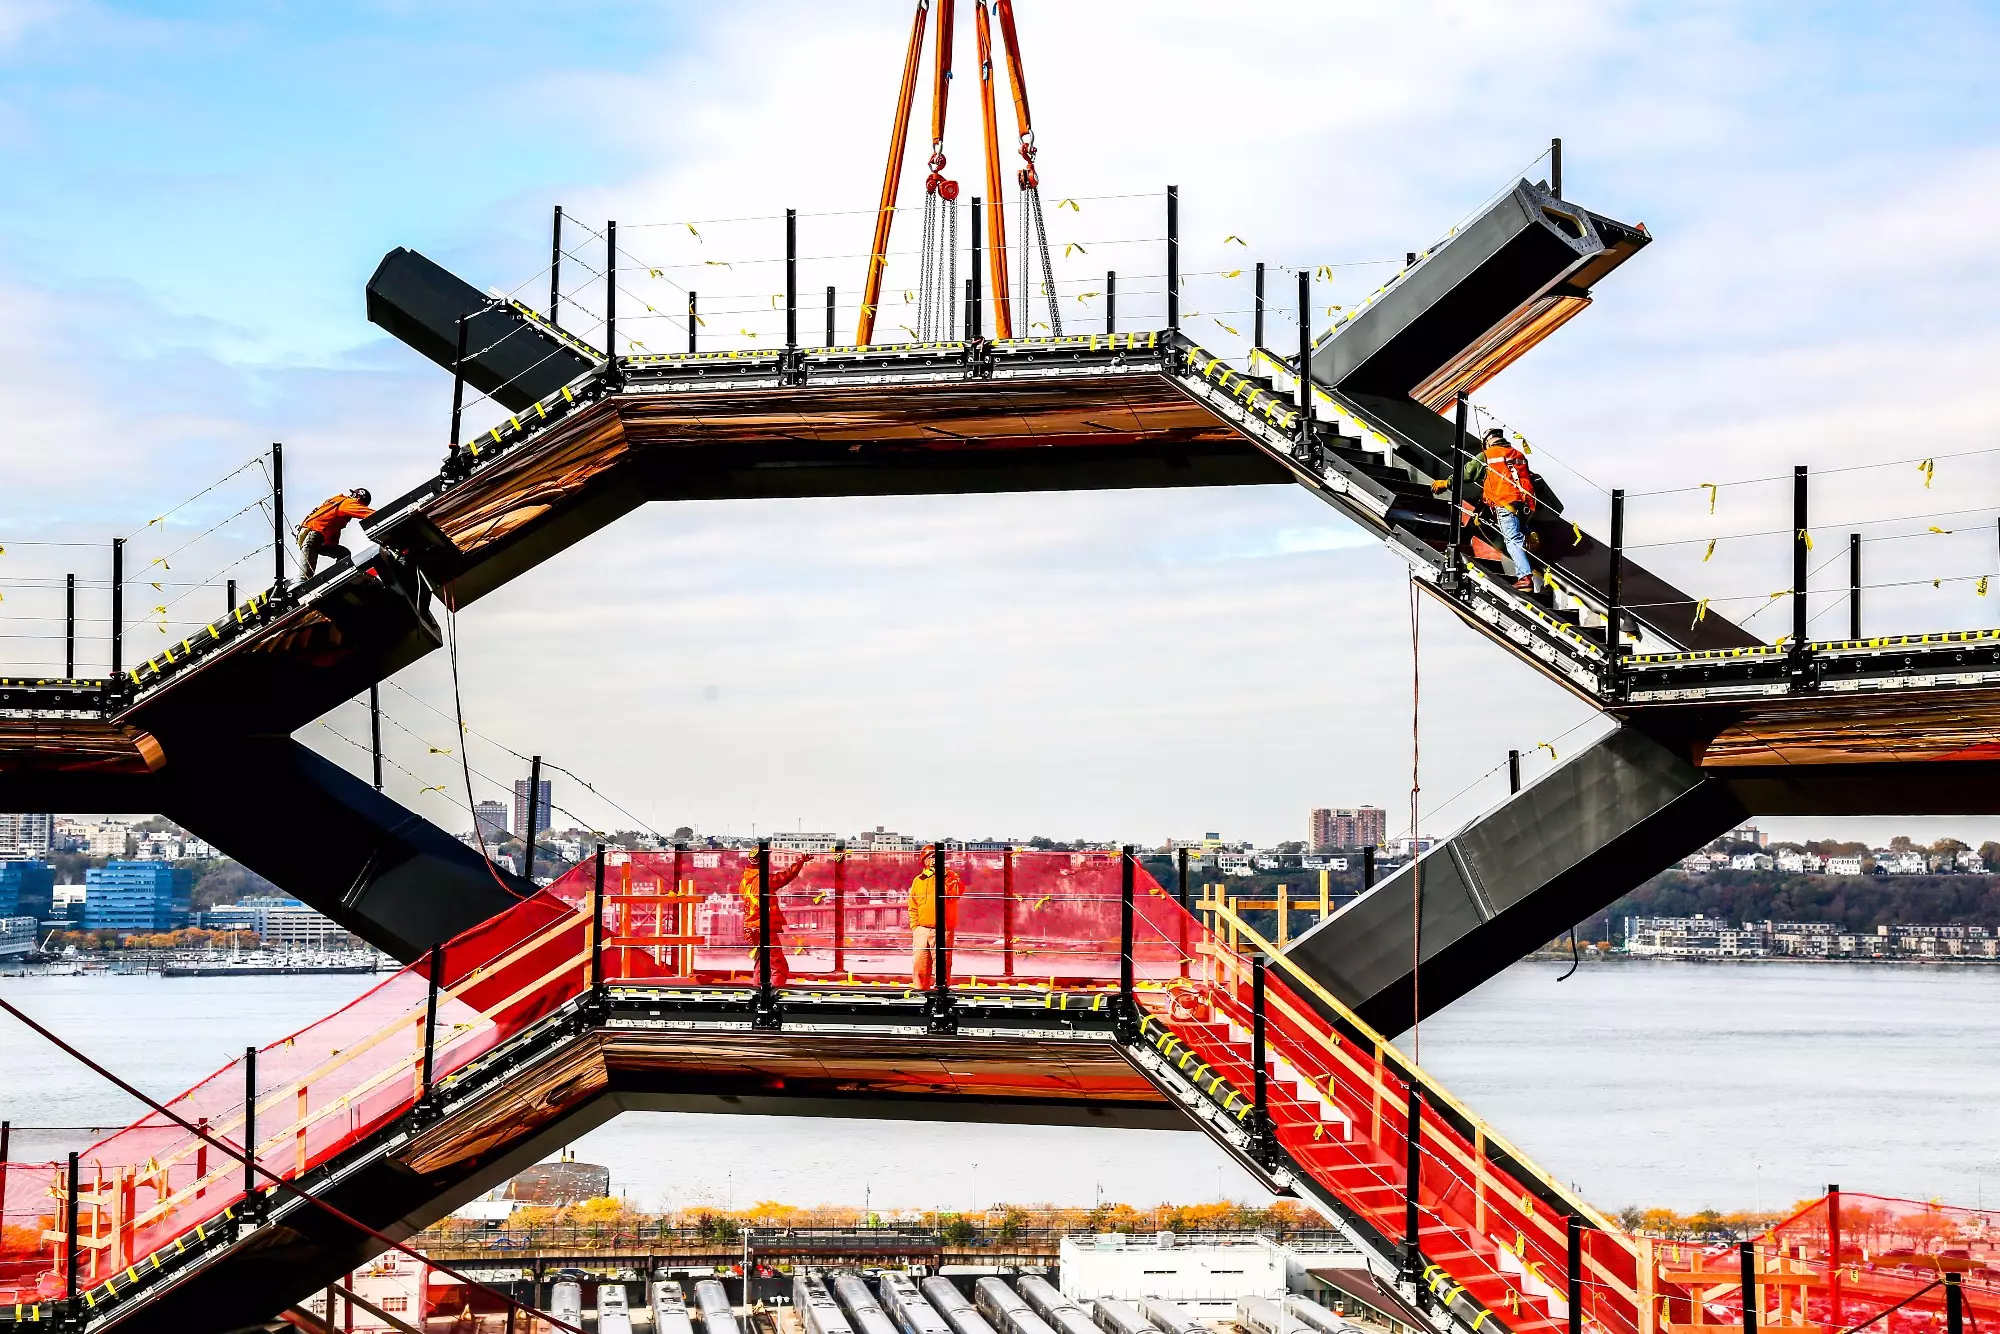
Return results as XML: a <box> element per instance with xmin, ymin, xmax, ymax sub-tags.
<box><xmin>0</xmin><ymin>718</ymin><xmax>163</xmax><ymax>774</ymax></box>
<box><xmin>424</xmin><ymin>376</ymin><xmax>1241</xmax><ymax>559</ymax></box>
<box><xmin>399</xmin><ymin>1027</ymin><xmax>1162</xmax><ymax>1178</ymax></box>
<box><xmin>404</xmin><ymin>1034</ymin><xmax>612</xmax><ymax>1177</ymax></box>
<box><xmin>1412</xmin><ymin>293</ymin><xmax>1591</xmax><ymax>413</ymax></box>
<box><xmin>426</xmin><ymin>410</ymin><xmax>630</xmax><ymax>556</ymax></box>
<box><xmin>603</xmin><ymin>1029</ymin><xmax>1161</xmax><ymax>1105</ymax></box>
<box><xmin>1700</xmin><ymin>689</ymin><xmax>2000</xmax><ymax>767</ymax></box>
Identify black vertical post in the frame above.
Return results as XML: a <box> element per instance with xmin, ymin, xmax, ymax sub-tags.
<box><xmin>1740</xmin><ymin>1240</ymin><xmax>1758</xmax><ymax>1334</ymax></box>
<box><xmin>1105</xmin><ymin>271</ymin><xmax>1116</xmax><ymax>334</ymax></box>
<box><xmin>1608</xmin><ymin>489</ymin><xmax>1627</xmax><ymax>677</ymax></box>
<box><xmin>270</xmin><ymin>442</ymin><xmax>285</xmax><ymax>591</ymax></box>
<box><xmin>785</xmin><ymin>209</ymin><xmax>798</xmax><ymax>352</ymax></box>
<box><xmin>964</xmin><ymin>278</ymin><xmax>974</xmax><ymax>341</ymax></box>
<box><xmin>590</xmin><ymin>843</ymin><xmax>606</xmax><ymax>997</ymax></box>
<box><xmin>111</xmin><ymin>539</ymin><xmax>123</xmax><ymax>682</ymax></box>
<box><xmin>1</xmin><ymin>1119</ymin><xmax>9</xmax><ymax>1173</ymax></box>
<box><xmin>369</xmin><ymin>685</ymin><xmax>383</xmax><ymax>792</ymax></box>
<box><xmin>1251</xmin><ymin>952</ymin><xmax>1272</xmax><ymax>1163</ymax></box>
<box><xmin>1254</xmin><ymin>262</ymin><xmax>1266</xmax><ymax>349</ymax></box>
<box><xmin>420</xmin><ymin>942</ymin><xmax>442</xmax><ymax>1103</ymax></box>
<box><xmin>1447</xmin><ymin>393</ymin><xmax>1469</xmax><ymax>576</ymax></box>
<box><xmin>1793</xmin><ymin>465</ymin><xmax>1809</xmax><ymax>649</ymax></box>
<box><xmin>225</xmin><ymin>578</ymin><xmax>235</xmax><ymax>616</ymax></box>
<box><xmin>1509</xmin><ymin>749</ymin><xmax>1522</xmax><ymax>794</ymax></box>
<box><xmin>64</xmin><ymin>1151</ymin><xmax>79</xmax><ymax>1304</ymax></box>
<box><xmin>1849</xmin><ymin>533</ymin><xmax>1862</xmax><ymax>641</ymax></box>
<box><xmin>1118</xmin><ymin>846</ymin><xmax>1136</xmax><ymax>1024</ymax></box>
<box><xmin>448</xmin><ymin>316</ymin><xmax>468</xmax><ymax>469</ymax></box>
<box><xmin>523</xmin><ymin>754</ymin><xmax>543</xmax><ymax>878</ymax></box>
<box><xmin>1567</xmin><ymin>1215</ymin><xmax>1583</xmax><ymax>1334</ymax></box>
<box><xmin>928</xmin><ymin>842</ymin><xmax>953</xmax><ymax>1033</ymax></box>
<box><xmin>550</xmin><ymin>205</ymin><xmax>564</xmax><ymax>327</ymax></box>
<box><xmin>970</xmin><ymin>197</ymin><xmax>984</xmax><ymax>341</ymax></box>
<box><xmin>1296</xmin><ymin>268</ymin><xmax>1313</xmax><ymax>440</ymax></box>
<box><xmin>242</xmin><ymin>1045</ymin><xmax>258</xmax><ymax>1205</ymax></box>
<box><xmin>1946</xmin><ymin>1272</ymin><xmax>1963</xmax><ymax>1334</ymax></box>
<box><xmin>1363</xmin><ymin>845</ymin><xmax>1376</xmax><ymax>890</ymax></box>
<box><xmin>826</xmin><ymin>286</ymin><xmax>836</xmax><ymax>347</ymax></box>
<box><xmin>688</xmin><ymin>292</ymin><xmax>698</xmax><ymax>354</ymax></box>
<box><xmin>1177</xmin><ymin>848</ymin><xmax>1190</xmax><ymax>910</ymax></box>
<box><xmin>1165</xmin><ymin>186</ymin><xmax>1179</xmax><ymax>331</ymax></box>
<box><xmin>605</xmin><ymin>220</ymin><xmax>618</xmax><ymax>371</ymax></box>
<box><xmin>1551</xmin><ymin>138</ymin><xmax>1564</xmax><ymax>199</ymax></box>
<box><xmin>1403</xmin><ymin>1083</ymin><xmax>1424</xmax><ymax>1295</ymax></box>
<box><xmin>64</xmin><ymin>575</ymin><xmax>75</xmax><ymax>678</ymax></box>
<box><xmin>755</xmin><ymin>840</ymin><xmax>776</xmax><ymax>1026</ymax></box>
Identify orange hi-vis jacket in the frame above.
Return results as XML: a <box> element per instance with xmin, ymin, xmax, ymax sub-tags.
<box><xmin>738</xmin><ymin>855</ymin><xmax>810</xmax><ymax>936</ymax></box>
<box><xmin>1481</xmin><ymin>442</ymin><xmax>1536</xmax><ymax>510</ymax></box>
<box><xmin>907</xmin><ymin>865</ymin><xmax>966</xmax><ymax>930</ymax></box>
<box><xmin>300</xmin><ymin>494</ymin><xmax>375</xmax><ymax>542</ymax></box>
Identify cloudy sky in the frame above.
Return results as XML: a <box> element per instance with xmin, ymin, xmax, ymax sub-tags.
<box><xmin>5</xmin><ymin>1</ymin><xmax>2000</xmax><ymax>848</ymax></box>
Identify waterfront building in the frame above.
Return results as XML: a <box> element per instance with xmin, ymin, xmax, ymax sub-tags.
<box><xmin>511</xmin><ymin>777</ymin><xmax>553</xmax><ymax>838</ymax></box>
<box><xmin>852</xmin><ymin>826</ymin><xmax>919</xmax><ymax>851</ymax></box>
<box><xmin>1826</xmin><ymin>855</ymin><xmax>1865</xmax><ymax>875</ymax></box>
<box><xmin>201</xmin><ymin>896</ymin><xmax>358</xmax><ymax>950</ymax></box>
<box><xmin>0</xmin><ymin>813</ymin><xmax>52</xmax><ymax>857</ymax></box>
<box><xmin>1622</xmin><ymin>915</ymin><xmax>1769</xmax><ymax>957</ymax></box>
<box><xmin>0</xmin><ymin>860</ymin><xmax>54</xmax><ymax>919</ymax></box>
<box><xmin>1775</xmin><ymin>850</ymin><xmax>1825</xmax><ymax>873</ymax></box>
<box><xmin>1729</xmin><ymin>852</ymin><xmax>1774</xmax><ymax>871</ymax></box>
<box><xmin>1883</xmin><ymin>851</ymin><xmax>1929</xmax><ymax>875</ymax></box>
<box><xmin>82</xmin><ymin>861</ymin><xmax>188</xmax><ymax>932</ymax></box>
<box><xmin>0</xmin><ymin>916</ymin><xmax>36</xmax><ymax>958</ymax></box>
<box><xmin>1310</xmin><ymin>807</ymin><xmax>1386</xmax><ymax>852</ymax></box>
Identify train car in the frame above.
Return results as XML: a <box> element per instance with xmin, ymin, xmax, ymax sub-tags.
<box><xmin>922</xmin><ymin>1277</ymin><xmax>1002</xmax><ymax>1334</ymax></box>
<box><xmin>1138</xmin><ymin>1298</ymin><xmax>1203</xmax><ymax>1334</ymax></box>
<box><xmin>549</xmin><ymin>1279</ymin><xmax>584</xmax><ymax>1332</ymax></box>
<box><xmin>880</xmin><ymin>1272</ymin><xmax>956</xmax><ymax>1334</ymax></box>
<box><xmin>833</xmin><ymin>1272</ymin><xmax>905</xmax><ymax>1334</ymax></box>
<box><xmin>1281</xmin><ymin>1297</ymin><xmax>1362</xmax><ymax>1334</ymax></box>
<box><xmin>798</xmin><ymin>1272</ymin><xmax>858</xmax><ymax>1334</ymax></box>
<box><xmin>654</xmin><ymin>1276</ymin><xmax>697</xmax><ymax>1334</ymax></box>
<box><xmin>697</xmin><ymin>1279</ymin><xmax>742</xmax><ymax>1334</ymax></box>
<box><xmin>1091</xmin><ymin>1298</ymin><xmax>1153</xmax><ymax>1334</ymax></box>
<box><xmin>1236</xmin><ymin>1297</ymin><xmax>1306</xmax><ymax>1334</ymax></box>
<box><xmin>1016</xmin><ymin>1275</ymin><xmax>1101</xmax><ymax>1334</ymax></box>
<box><xmin>974</xmin><ymin>1278</ymin><xmax>1061</xmax><ymax>1334</ymax></box>
<box><xmin>599</xmin><ymin>1281</ymin><xmax>635</xmax><ymax>1334</ymax></box>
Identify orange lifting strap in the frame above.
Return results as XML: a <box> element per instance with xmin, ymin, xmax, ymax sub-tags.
<box><xmin>857</xmin><ymin>0</ymin><xmax>1050</xmax><ymax>345</ymax></box>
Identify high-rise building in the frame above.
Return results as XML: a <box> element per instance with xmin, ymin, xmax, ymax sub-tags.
<box><xmin>473</xmin><ymin>800</ymin><xmax>509</xmax><ymax>844</ymax></box>
<box><xmin>1310</xmin><ymin>807</ymin><xmax>1388</xmax><ymax>852</ymax></box>
<box><xmin>513</xmin><ymin>778</ymin><xmax>553</xmax><ymax>839</ymax></box>
<box><xmin>0</xmin><ymin>860</ymin><xmax>54</xmax><ymax>920</ymax></box>
<box><xmin>0</xmin><ymin>814</ymin><xmax>52</xmax><ymax>857</ymax></box>
<box><xmin>82</xmin><ymin>861</ymin><xmax>188</xmax><ymax>932</ymax></box>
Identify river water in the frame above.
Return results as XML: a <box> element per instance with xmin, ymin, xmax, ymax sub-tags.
<box><xmin>1</xmin><ymin>959</ymin><xmax>1993</xmax><ymax>1215</ymax></box>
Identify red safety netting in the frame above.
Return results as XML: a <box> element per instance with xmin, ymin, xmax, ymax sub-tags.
<box><xmin>1661</xmin><ymin>1192</ymin><xmax>2000</xmax><ymax>1334</ymax></box>
<box><xmin>585</xmin><ymin>847</ymin><xmax>1197</xmax><ymax>988</ymax></box>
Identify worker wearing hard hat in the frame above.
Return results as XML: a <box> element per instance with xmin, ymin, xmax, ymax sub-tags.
<box><xmin>297</xmin><ymin>488</ymin><xmax>375</xmax><ymax>578</ymax></box>
<box><xmin>1433</xmin><ymin>429</ymin><xmax>1539</xmax><ymax>591</ymax></box>
<box><xmin>738</xmin><ymin>851</ymin><xmax>812</xmax><ymax>986</ymax></box>
<box><xmin>907</xmin><ymin>848</ymin><xmax>966</xmax><ymax>989</ymax></box>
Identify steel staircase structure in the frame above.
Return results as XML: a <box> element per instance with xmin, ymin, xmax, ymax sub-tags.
<box><xmin>2</xmin><ymin>175</ymin><xmax>2000</xmax><ymax>1018</ymax></box>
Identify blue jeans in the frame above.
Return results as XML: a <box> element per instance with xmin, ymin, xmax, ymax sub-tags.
<box><xmin>1493</xmin><ymin>504</ymin><xmax>1532</xmax><ymax>582</ymax></box>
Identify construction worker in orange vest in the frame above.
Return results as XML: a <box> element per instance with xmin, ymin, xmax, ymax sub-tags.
<box><xmin>1435</xmin><ymin>428</ymin><xmax>1538</xmax><ymax>590</ymax></box>
<box><xmin>907</xmin><ymin>848</ymin><xmax>966</xmax><ymax>989</ymax></box>
<box><xmin>738</xmin><ymin>851</ymin><xmax>813</xmax><ymax>986</ymax></box>
<box><xmin>297</xmin><ymin>488</ymin><xmax>375</xmax><ymax>578</ymax></box>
